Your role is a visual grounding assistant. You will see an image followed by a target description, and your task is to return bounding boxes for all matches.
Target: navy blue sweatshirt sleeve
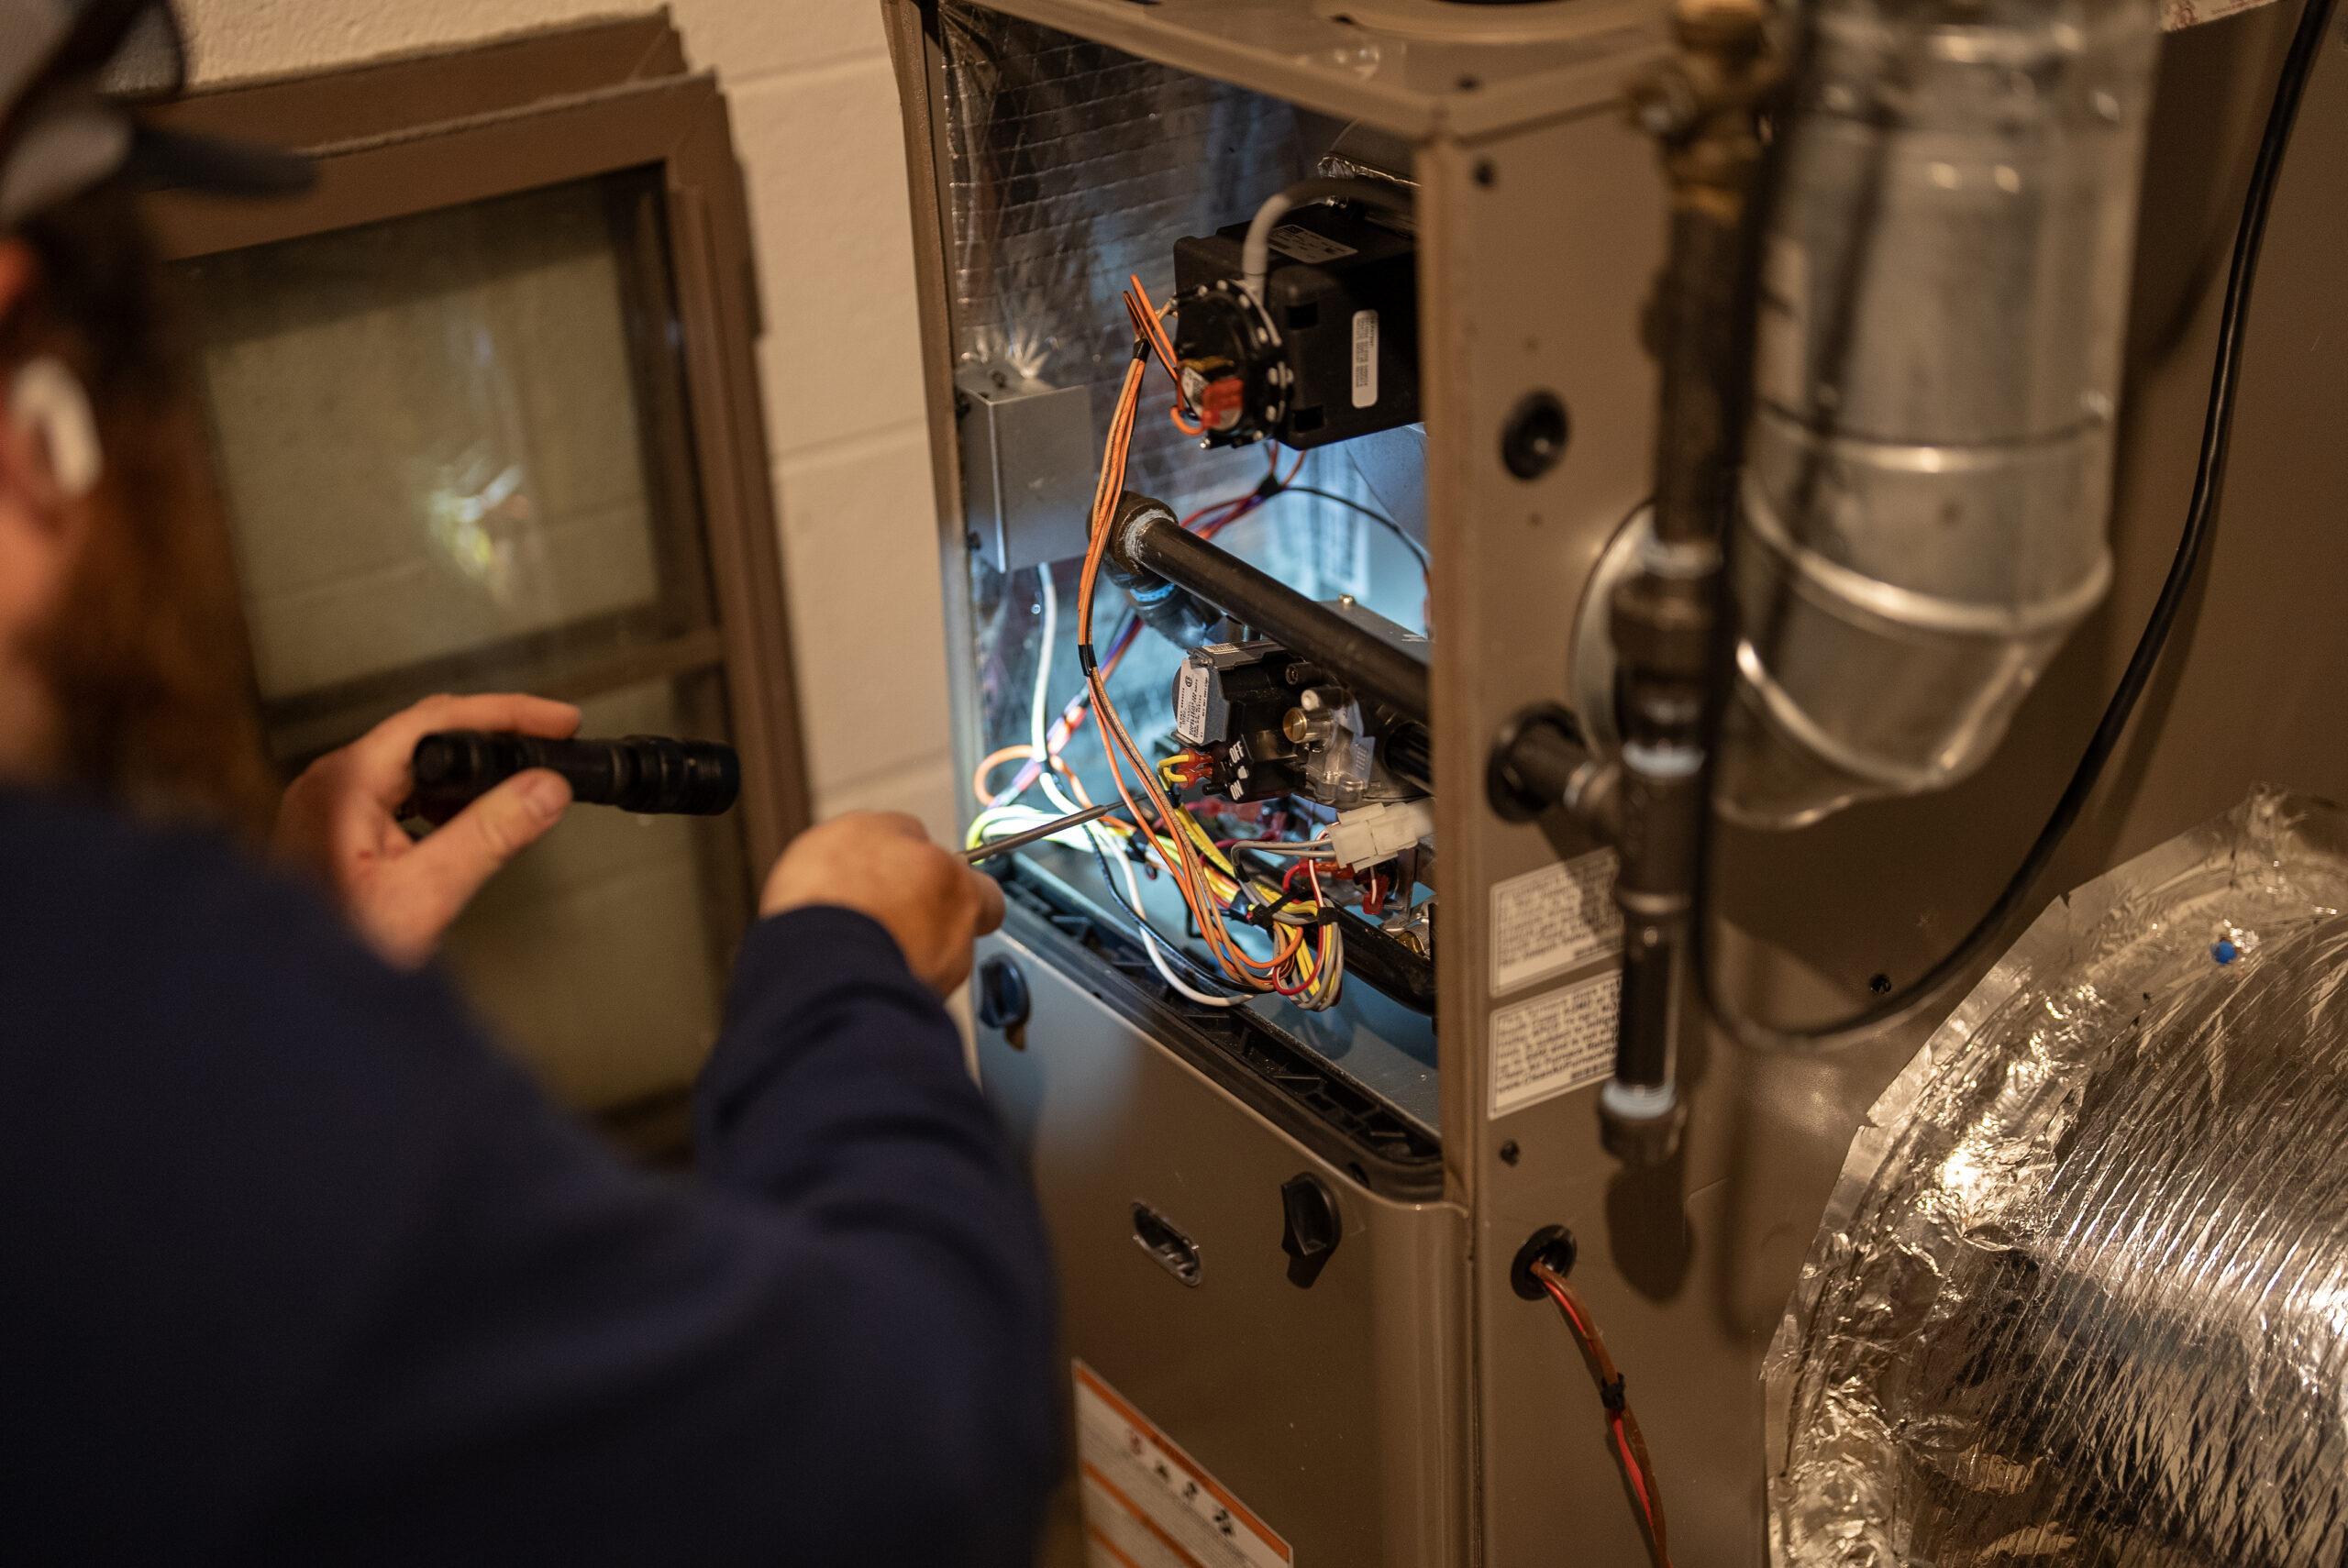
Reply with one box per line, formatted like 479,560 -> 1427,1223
0,800 -> 1056,1568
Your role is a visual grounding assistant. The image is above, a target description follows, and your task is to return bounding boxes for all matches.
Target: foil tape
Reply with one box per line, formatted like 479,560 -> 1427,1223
1767,788 -> 2348,1567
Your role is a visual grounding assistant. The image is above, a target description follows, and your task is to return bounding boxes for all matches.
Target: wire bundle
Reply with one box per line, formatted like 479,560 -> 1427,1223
964,277 -> 1353,1010
969,445 -> 1299,820
1534,1261 -> 1673,1568
964,558 -> 1235,1007
1073,280 -> 1347,1009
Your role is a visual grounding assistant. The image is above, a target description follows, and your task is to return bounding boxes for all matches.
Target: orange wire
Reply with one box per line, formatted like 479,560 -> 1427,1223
1127,274 -> 1199,433
1076,290 -> 1335,996
1127,274 -> 1181,381
1537,1267 -> 1672,1568
973,745 -> 1035,804
1079,341 -> 1259,979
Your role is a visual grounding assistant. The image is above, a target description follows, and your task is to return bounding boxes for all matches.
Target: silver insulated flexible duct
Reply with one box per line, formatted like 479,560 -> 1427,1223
1718,0 -> 2161,828
1767,790 -> 2348,1566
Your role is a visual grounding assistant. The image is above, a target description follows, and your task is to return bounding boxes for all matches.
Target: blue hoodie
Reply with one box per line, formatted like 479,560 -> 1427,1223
0,791 -> 1058,1565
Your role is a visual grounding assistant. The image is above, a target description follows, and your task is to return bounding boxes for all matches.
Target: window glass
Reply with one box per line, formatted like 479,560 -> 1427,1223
178,171 -> 747,1138
183,178 -> 674,702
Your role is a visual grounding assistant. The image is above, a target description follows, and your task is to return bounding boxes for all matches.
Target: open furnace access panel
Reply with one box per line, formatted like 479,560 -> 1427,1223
882,1 -> 1742,1562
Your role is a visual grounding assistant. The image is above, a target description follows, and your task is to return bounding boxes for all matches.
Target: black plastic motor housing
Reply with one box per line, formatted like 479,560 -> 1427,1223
1173,200 -> 1419,449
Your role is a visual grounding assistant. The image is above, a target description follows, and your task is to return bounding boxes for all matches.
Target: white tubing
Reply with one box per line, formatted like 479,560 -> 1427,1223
1240,190 -> 1301,306
1030,566 -> 1058,772
1241,177 -> 1413,308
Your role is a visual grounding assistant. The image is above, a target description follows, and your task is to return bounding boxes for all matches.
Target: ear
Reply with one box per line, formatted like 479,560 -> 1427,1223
0,239 -> 94,645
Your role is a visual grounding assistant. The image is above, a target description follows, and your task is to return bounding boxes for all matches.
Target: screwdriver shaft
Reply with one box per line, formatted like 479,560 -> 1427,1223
963,803 -> 1116,863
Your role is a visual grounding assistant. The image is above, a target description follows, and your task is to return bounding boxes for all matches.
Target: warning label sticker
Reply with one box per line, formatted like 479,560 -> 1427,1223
1490,970 -> 1623,1118
1264,224 -> 1357,266
1490,849 -> 1623,996
1076,1361 -> 1292,1568
1174,660 -> 1213,746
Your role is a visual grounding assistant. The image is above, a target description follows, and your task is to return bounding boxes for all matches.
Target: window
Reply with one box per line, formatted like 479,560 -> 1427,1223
146,17 -> 805,1157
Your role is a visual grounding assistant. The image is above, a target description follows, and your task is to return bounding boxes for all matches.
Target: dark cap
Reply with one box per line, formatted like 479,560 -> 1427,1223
0,0 -> 314,227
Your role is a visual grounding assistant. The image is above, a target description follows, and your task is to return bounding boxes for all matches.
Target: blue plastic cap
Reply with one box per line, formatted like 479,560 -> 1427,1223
2212,939 -> 2238,965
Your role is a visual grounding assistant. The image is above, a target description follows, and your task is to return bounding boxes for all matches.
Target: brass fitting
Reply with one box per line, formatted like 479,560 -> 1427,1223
1625,0 -> 1780,223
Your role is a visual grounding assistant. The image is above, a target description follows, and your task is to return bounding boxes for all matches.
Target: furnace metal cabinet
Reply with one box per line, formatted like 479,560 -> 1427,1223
880,2 -> 2348,1562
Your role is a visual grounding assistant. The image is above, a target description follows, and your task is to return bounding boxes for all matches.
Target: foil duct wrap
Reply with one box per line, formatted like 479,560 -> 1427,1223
1767,788 -> 2348,1567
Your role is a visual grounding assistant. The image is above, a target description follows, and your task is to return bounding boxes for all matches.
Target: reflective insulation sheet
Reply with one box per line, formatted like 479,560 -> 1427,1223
937,0 -> 1431,759
938,0 -> 1302,506
1767,788 -> 2348,1567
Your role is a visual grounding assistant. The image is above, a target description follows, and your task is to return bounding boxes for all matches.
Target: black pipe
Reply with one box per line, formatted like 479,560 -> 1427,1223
1600,0 -> 1774,1165
1334,906 -> 1438,1014
1486,705 -> 1620,839
1108,492 -> 1431,726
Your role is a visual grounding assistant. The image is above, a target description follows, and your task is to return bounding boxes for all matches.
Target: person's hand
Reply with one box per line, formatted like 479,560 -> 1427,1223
273,693 -> 581,968
759,812 -> 1006,996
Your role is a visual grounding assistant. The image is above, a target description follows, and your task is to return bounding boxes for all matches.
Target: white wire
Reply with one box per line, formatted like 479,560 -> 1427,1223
1033,569 -> 1245,1009
1241,189 -> 1301,306
1030,566 -> 1058,788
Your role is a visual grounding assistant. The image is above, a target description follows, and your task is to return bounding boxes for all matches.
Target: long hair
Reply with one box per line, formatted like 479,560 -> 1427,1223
1,177 -> 277,840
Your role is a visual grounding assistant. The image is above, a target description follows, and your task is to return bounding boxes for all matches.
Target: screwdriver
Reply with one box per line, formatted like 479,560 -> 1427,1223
963,803 -> 1116,864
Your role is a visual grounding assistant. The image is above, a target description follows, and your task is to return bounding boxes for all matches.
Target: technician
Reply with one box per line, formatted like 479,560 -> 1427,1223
0,4 -> 1054,1562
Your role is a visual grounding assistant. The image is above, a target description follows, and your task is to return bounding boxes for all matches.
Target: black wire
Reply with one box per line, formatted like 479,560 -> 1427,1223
1084,830 -> 1249,999
1701,0 -> 2341,1051
1268,483 -> 1432,570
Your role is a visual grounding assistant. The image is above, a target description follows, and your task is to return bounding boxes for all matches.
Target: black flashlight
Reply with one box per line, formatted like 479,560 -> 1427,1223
408,732 -> 741,820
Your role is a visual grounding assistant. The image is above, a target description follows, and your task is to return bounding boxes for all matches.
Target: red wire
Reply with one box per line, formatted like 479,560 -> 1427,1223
1265,859 -> 1329,997
1543,1276 -> 1671,1568
1190,497 -> 1253,535
1612,1419 -> 1655,1523
1190,450 -> 1301,544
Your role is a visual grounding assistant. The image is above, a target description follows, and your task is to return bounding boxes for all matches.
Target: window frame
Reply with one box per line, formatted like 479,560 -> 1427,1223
141,16 -> 810,875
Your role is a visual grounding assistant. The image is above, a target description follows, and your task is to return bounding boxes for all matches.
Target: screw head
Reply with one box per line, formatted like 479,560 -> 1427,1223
1500,391 -> 1571,480
1499,1140 -> 1522,1166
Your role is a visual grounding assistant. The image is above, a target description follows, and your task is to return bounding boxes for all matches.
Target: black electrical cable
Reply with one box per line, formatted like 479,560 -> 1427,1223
1083,831 -> 1251,999
1268,483 -> 1432,571
1701,0 -> 2338,1050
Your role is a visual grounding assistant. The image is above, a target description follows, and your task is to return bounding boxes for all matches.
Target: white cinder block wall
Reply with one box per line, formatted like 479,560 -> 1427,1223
174,0 -> 959,845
